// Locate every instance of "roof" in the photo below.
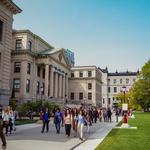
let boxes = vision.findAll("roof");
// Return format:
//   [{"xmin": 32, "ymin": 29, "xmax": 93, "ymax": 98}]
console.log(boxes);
[
  {"xmin": 36, "ymin": 48, "xmax": 61, "ymax": 56},
  {"xmin": 13, "ymin": 29, "xmax": 54, "ymax": 49},
  {"xmin": 1, "ymin": 0, "xmax": 22, "ymax": 14},
  {"xmin": 108, "ymin": 72, "xmax": 138, "ymax": 76},
  {"xmin": 98, "ymin": 67, "xmax": 108, "ymax": 73}
]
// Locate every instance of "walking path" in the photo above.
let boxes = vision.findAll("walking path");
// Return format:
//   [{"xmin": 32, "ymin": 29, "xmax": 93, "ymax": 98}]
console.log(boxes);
[{"xmin": 2, "ymin": 115, "xmax": 122, "ymax": 150}]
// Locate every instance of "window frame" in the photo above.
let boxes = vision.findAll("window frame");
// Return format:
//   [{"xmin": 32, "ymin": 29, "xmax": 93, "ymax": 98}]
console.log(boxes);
[
  {"xmin": 88, "ymin": 92, "xmax": 92, "ymax": 100},
  {"xmin": 14, "ymin": 62, "xmax": 21, "ymax": 73},
  {"xmin": 15, "ymin": 39, "xmax": 22, "ymax": 50},
  {"xmin": 26, "ymin": 79, "xmax": 30, "ymax": 93},
  {"xmin": 13, "ymin": 78, "xmax": 20, "ymax": 92}
]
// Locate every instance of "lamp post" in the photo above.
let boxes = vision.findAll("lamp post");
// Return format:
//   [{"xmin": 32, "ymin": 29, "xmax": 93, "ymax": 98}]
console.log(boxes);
[{"xmin": 40, "ymin": 86, "xmax": 43, "ymax": 107}]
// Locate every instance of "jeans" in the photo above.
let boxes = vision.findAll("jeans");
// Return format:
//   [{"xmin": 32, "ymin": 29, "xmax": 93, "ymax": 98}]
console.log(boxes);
[
  {"xmin": 78, "ymin": 123, "xmax": 84, "ymax": 139},
  {"xmin": 65, "ymin": 124, "xmax": 71, "ymax": 136},
  {"xmin": 0, "ymin": 123, "xmax": 6, "ymax": 146},
  {"xmin": 41, "ymin": 120, "xmax": 49, "ymax": 132},
  {"xmin": 55, "ymin": 122, "xmax": 61, "ymax": 133}
]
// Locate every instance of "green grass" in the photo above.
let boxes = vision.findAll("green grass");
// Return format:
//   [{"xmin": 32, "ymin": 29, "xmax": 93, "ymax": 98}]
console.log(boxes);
[
  {"xmin": 96, "ymin": 112, "xmax": 150, "ymax": 150},
  {"xmin": 15, "ymin": 119, "xmax": 38, "ymax": 126}
]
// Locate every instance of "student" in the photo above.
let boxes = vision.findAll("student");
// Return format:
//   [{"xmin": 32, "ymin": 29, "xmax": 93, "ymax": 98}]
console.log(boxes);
[
  {"xmin": 77, "ymin": 110, "xmax": 86, "ymax": 141},
  {"xmin": 64, "ymin": 109, "xmax": 72, "ymax": 137},
  {"xmin": 0, "ymin": 104, "xmax": 6, "ymax": 149},
  {"xmin": 41, "ymin": 108, "xmax": 50, "ymax": 133},
  {"xmin": 107, "ymin": 108, "xmax": 112, "ymax": 122},
  {"xmin": 54, "ymin": 108, "xmax": 62, "ymax": 134}
]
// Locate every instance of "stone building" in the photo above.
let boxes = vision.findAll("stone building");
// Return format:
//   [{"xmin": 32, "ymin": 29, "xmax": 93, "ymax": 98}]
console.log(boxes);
[
  {"xmin": 99, "ymin": 68, "xmax": 138, "ymax": 108},
  {"xmin": 68, "ymin": 66, "xmax": 102, "ymax": 106},
  {"xmin": 0, "ymin": 0, "xmax": 21, "ymax": 106},
  {"xmin": 11, "ymin": 30, "xmax": 72, "ymax": 104}
]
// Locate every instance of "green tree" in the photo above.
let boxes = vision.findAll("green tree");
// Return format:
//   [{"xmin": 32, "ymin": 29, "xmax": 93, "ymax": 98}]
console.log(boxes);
[{"xmin": 131, "ymin": 60, "xmax": 150, "ymax": 111}]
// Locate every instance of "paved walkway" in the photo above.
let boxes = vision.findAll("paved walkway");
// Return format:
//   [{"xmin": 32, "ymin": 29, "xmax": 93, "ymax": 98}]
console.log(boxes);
[{"xmin": 1, "ymin": 115, "xmax": 122, "ymax": 150}]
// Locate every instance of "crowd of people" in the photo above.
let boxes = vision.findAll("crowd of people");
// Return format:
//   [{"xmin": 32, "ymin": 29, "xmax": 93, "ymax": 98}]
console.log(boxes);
[{"xmin": 40, "ymin": 106, "xmax": 119, "ymax": 141}]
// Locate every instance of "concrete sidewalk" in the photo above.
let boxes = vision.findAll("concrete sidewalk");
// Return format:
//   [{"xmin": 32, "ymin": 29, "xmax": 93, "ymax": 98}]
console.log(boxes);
[{"xmin": 74, "ymin": 117, "xmax": 122, "ymax": 150}]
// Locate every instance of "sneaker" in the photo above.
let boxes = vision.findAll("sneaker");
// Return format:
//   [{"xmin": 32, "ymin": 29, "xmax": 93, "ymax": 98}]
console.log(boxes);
[{"xmin": 2, "ymin": 144, "xmax": 6, "ymax": 150}]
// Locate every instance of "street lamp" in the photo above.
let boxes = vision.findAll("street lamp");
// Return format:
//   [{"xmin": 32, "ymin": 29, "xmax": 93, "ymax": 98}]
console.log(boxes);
[
  {"xmin": 122, "ymin": 86, "xmax": 126, "ymax": 103},
  {"xmin": 40, "ymin": 86, "xmax": 43, "ymax": 107}
]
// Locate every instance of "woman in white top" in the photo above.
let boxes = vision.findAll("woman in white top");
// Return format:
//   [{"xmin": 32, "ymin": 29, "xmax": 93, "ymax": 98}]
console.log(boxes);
[{"xmin": 64, "ymin": 109, "xmax": 72, "ymax": 137}]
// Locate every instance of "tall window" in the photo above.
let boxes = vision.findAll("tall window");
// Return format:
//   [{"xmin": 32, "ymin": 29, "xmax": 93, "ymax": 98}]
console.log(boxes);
[
  {"xmin": 79, "ymin": 72, "xmax": 83, "ymax": 77},
  {"xmin": 88, "ymin": 71, "xmax": 92, "ymax": 77},
  {"xmin": 37, "ymin": 81, "xmax": 40, "ymax": 94},
  {"xmin": 0, "ymin": 20, "xmax": 3, "ymax": 42},
  {"xmin": 71, "ymin": 93, "xmax": 74, "ymax": 100},
  {"xmin": 108, "ymin": 79, "xmax": 110, "ymax": 84},
  {"xmin": 43, "ymin": 68, "xmax": 45, "ymax": 79},
  {"xmin": 103, "ymin": 98, "xmax": 105, "ymax": 104},
  {"xmin": 114, "ymin": 87, "xmax": 117, "ymax": 93},
  {"xmin": 88, "ymin": 83, "xmax": 92, "ymax": 90},
  {"xmin": 71, "ymin": 72, "xmax": 74, "ymax": 78},
  {"xmin": 108, "ymin": 98, "xmax": 111, "ymax": 104},
  {"xmin": 120, "ymin": 79, "xmax": 122, "ymax": 84},
  {"xmin": 13, "ymin": 79, "xmax": 20, "ymax": 92},
  {"xmin": 79, "ymin": 92, "xmax": 83, "ymax": 100},
  {"xmin": 88, "ymin": 92, "xmax": 92, "ymax": 100},
  {"xmin": 28, "ymin": 40, "xmax": 32, "ymax": 51},
  {"xmin": 126, "ymin": 78, "xmax": 129, "ymax": 84},
  {"xmin": 26, "ymin": 79, "xmax": 30, "ymax": 93},
  {"xmin": 113, "ymin": 79, "xmax": 116, "ymax": 84},
  {"xmin": 15, "ymin": 39, "xmax": 22, "ymax": 50},
  {"xmin": 27, "ymin": 63, "xmax": 31, "ymax": 74},
  {"xmin": 14, "ymin": 62, "xmax": 21, "ymax": 73},
  {"xmin": 113, "ymin": 97, "xmax": 115, "ymax": 101},
  {"xmin": 108, "ymin": 87, "xmax": 111, "ymax": 93},
  {"xmin": 37, "ymin": 66, "xmax": 40, "ymax": 77}
]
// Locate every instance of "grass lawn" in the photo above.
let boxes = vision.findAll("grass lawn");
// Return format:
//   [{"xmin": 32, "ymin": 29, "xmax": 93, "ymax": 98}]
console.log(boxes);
[
  {"xmin": 15, "ymin": 119, "xmax": 38, "ymax": 126},
  {"xmin": 96, "ymin": 112, "xmax": 150, "ymax": 150}
]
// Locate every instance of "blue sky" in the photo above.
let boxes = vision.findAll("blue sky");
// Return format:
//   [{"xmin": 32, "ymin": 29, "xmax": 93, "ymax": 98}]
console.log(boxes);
[{"xmin": 13, "ymin": 0, "xmax": 150, "ymax": 72}]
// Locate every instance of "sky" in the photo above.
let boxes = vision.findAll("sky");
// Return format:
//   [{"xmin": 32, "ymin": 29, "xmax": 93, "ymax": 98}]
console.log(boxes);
[{"xmin": 13, "ymin": 0, "xmax": 150, "ymax": 72}]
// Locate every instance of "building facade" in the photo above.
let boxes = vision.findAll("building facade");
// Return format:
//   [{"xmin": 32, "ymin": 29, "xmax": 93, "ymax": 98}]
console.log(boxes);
[
  {"xmin": 68, "ymin": 66, "xmax": 102, "ymax": 106},
  {"xmin": 0, "ymin": 0, "xmax": 21, "ymax": 106},
  {"xmin": 11, "ymin": 30, "xmax": 71, "ymax": 104},
  {"xmin": 99, "ymin": 68, "xmax": 138, "ymax": 108}
]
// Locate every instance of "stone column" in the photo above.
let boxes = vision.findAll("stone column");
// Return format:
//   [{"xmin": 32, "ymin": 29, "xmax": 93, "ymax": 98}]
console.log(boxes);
[
  {"xmin": 65, "ymin": 73, "xmax": 68, "ymax": 98},
  {"xmin": 54, "ymin": 72, "xmax": 58, "ymax": 98},
  {"xmin": 44, "ymin": 64, "xmax": 49, "ymax": 98},
  {"xmin": 21, "ymin": 61, "xmax": 27, "ymax": 97},
  {"xmin": 59, "ymin": 74, "xmax": 62, "ymax": 98},
  {"xmin": 49, "ymin": 66, "xmax": 54, "ymax": 97},
  {"xmin": 62, "ymin": 75, "xmax": 65, "ymax": 98}
]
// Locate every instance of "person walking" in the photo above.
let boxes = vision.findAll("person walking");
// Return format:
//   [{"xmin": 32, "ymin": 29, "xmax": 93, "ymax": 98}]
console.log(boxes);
[
  {"xmin": 115, "ymin": 108, "xmax": 119, "ymax": 122},
  {"xmin": 54, "ymin": 108, "xmax": 62, "ymax": 134},
  {"xmin": 107, "ymin": 108, "xmax": 112, "ymax": 122},
  {"xmin": 72, "ymin": 108, "xmax": 78, "ymax": 137},
  {"xmin": 98, "ymin": 108, "xmax": 102, "ymax": 122},
  {"xmin": 64, "ymin": 109, "xmax": 72, "ymax": 137},
  {"xmin": 41, "ymin": 108, "xmax": 50, "ymax": 133},
  {"xmin": 77, "ymin": 110, "xmax": 86, "ymax": 141},
  {"xmin": 0, "ymin": 104, "xmax": 6, "ymax": 149}
]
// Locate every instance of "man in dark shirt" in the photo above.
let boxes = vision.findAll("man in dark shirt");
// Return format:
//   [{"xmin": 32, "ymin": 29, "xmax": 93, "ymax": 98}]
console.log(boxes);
[{"xmin": 0, "ymin": 104, "xmax": 6, "ymax": 149}]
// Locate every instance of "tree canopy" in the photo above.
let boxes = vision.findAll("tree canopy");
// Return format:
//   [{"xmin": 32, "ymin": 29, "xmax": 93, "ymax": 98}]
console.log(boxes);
[{"xmin": 131, "ymin": 60, "xmax": 150, "ymax": 110}]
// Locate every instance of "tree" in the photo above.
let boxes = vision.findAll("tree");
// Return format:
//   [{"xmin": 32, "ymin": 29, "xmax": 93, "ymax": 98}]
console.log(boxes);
[{"xmin": 131, "ymin": 60, "xmax": 150, "ymax": 110}]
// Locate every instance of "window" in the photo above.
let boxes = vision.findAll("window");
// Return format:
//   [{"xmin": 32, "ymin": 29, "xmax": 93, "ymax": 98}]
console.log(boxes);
[
  {"xmin": 42, "ymin": 83, "xmax": 45, "ymax": 95},
  {"xmin": 79, "ymin": 72, "xmax": 83, "ymax": 77},
  {"xmin": 114, "ymin": 87, "xmax": 117, "ymax": 93},
  {"xmin": 120, "ymin": 79, "xmax": 122, "ymax": 84},
  {"xmin": 37, "ymin": 81, "xmax": 40, "ymax": 94},
  {"xmin": 43, "ymin": 68, "xmax": 45, "ymax": 79},
  {"xmin": 26, "ymin": 79, "xmax": 30, "ymax": 93},
  {"xmin": 27, "ymin": 63, "xmax": 31, "ymax": 74},
  {"xmin": 108, "ymin": 79, "xmax": 110, "ymax": 83},
  {"xmin": 13, "ymin": 79, "xmax": 20, "ymax": 92},
  {"xmin": 108, "ymin": 87, "xmax": 111, "ymax": 93},
  {"xmin": 28, "ymin": 41, "xmax": 32, "ymax": 51},
  {"xmin": 113, "ymin": 97, "xmax": 115, "ymax": 101},
  {"xmin": 14, "ymin": 62, "xmax": 21, "ymax": 73},
  {"xmin": 126, "ymin": 78, "xmax": 129, "ymax": 84},
  {"xmin": 113, "ymin": 79, "xmax": 116, "ymax": 84},
  {"xmin": 108, "ymin": 98, "xmax": 111, "ymax": 104},
  {"xmin": 15, "ymin": 39, "xmax": 22, "ymax": 50},
  {"xmin": 103, "ymin": 98, "xmax": 105, "ymax": 104},
  {"xmin": 88, "ymin": 92, "xmax": 92, "ymax": 100},
  {"xmin": 71, "ymin": 93, "xmax": 74, "ymax": 100},
  {"xmin": 79, "ymin": 93, "xmax": 83, "ymax": 100},
  {"xmin": 88, "ymin": 71, "xmax": 92, "ymax": 77},
  {"xmin": 88, "ymin": 83, "xmax": 92, "ymax": 90},
  {"xmin": 37, "ymin": 66, "xmax": 40, "ymax": 77},
  {"xmin": 71, "ymin": 72, "xmax": 74, "ymax": 78},
  {"xmin": 0, "ymin": 20, "xmax": 3, "ymax": 42}
]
